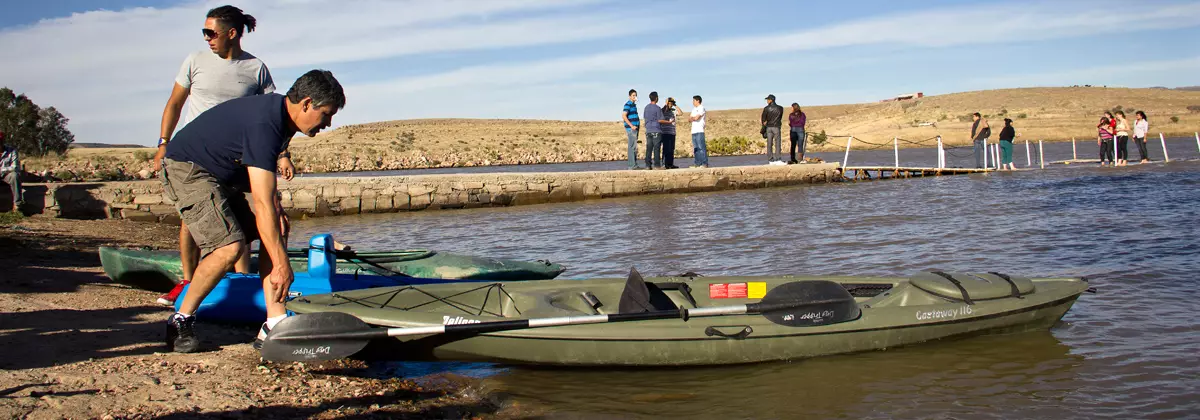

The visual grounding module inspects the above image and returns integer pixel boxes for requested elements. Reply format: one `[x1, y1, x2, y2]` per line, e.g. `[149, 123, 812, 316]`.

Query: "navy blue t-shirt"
[166, 93, 290, 189]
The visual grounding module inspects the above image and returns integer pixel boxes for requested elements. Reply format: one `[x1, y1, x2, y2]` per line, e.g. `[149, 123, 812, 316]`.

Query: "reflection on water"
[294, 160, 1200, 418]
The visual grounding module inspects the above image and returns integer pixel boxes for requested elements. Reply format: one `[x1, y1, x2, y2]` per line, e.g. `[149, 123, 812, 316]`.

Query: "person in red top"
[788, 103, 807, 164]
[1097, 116, 1116, 166]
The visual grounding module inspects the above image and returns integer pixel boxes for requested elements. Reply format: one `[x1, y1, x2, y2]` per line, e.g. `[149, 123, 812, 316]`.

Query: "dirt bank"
[0, 217, 526, 419]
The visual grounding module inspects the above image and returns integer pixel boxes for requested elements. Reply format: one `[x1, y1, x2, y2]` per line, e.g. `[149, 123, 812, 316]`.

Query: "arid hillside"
[23, 87, 1200, 178]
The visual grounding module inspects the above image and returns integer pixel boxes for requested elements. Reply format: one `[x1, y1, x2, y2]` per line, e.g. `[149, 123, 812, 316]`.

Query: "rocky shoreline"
[0, 217, 529, 419]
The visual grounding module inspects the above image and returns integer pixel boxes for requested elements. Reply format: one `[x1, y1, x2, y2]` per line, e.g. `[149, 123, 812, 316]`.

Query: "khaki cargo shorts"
[161, 158, 259, 257]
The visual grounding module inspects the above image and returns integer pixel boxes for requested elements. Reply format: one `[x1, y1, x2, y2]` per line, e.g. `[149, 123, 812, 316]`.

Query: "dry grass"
[25, 87, 1200, 174]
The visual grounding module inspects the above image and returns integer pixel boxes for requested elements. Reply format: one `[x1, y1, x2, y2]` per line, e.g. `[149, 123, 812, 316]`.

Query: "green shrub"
[810, 130, 829, 146]
[957, 114, 974, 123]
[133, 150, 153, 161]
[1017, 113, 1028, 119]
[707, 136, 757, 155]
[1170, 116, 1180, 123]
[999, 109, 1008, 116]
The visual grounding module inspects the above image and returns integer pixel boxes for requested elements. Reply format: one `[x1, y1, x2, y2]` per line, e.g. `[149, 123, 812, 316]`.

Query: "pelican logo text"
[915, 305, 973, 321]
[443, 316, 482, 325]
[292, 346, 331, 356]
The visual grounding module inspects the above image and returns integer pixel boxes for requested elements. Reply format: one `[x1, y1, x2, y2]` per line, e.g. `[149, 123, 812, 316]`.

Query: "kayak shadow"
[0, 265, 112, 295]
[152, 383, 499, 419]
[0, 306, 254, 370]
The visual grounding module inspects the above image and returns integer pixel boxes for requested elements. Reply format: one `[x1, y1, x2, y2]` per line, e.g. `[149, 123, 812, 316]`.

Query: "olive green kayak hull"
[287, 273, 1088, 366]
[98, 246, 565, 292]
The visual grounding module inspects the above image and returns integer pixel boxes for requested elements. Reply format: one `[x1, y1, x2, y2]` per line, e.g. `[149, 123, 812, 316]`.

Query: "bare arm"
[248, 166, 293, 303]
[153, 83, 190, 170]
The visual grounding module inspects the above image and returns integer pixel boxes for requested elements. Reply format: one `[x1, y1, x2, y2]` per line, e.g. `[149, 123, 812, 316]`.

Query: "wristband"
[157, 137, 169, 147]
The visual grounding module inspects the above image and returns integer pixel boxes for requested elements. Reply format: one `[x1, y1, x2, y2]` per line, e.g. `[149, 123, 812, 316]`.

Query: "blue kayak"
[175, 234, 487, 324]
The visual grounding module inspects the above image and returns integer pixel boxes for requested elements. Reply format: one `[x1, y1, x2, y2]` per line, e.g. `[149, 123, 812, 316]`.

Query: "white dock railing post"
[1072, 138, 1077, 160]
[993, 144, 1000, 169]
[1025, 140, 1032, 167]
[893, 136, 899, 169]
[1039, 140, 1045, 169]
[937, 136, 945, 169]
[1159, 133, 1170, 162]
[1194, 132, 1199, 154]
[842, 136, 854, 169]
[983, 138, 989, 170]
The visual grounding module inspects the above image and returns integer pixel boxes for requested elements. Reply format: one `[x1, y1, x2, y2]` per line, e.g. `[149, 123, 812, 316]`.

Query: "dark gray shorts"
[161, 158, 259, 257]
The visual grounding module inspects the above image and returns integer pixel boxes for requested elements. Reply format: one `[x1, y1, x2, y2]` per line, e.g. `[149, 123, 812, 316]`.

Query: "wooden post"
[893, 136, 899, 169]
[1025, 140, 1032, 167]
[1039, 140, 1045, 169]
[1160, 133, 1170, 162]
[1072, 138, 1077, 160]
[842, 136, 854, 169]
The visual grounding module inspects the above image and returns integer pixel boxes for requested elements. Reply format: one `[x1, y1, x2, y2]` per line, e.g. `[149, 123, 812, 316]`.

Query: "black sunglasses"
[201, 28, 221, 40]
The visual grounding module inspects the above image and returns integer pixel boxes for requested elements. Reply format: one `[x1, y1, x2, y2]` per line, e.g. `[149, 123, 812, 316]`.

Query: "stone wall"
[20, 164, 840, 222]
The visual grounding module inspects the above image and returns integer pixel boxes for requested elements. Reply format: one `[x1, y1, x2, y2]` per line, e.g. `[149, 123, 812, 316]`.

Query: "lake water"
[292, 149, 1200, 418]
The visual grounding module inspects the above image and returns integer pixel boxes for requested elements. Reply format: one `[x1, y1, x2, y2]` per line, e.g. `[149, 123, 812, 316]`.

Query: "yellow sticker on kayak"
[748, 282, 766, 299]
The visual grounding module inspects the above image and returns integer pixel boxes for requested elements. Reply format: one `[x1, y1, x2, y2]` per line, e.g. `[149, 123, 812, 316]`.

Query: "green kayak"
[98, 246, 565, 292]
[285, 271, 1089, 366]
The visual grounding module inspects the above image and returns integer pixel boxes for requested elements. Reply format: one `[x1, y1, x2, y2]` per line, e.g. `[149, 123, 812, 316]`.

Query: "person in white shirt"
[689, 95, 709, 168]
[1133, 111, 1150, 163]
[0, 131, 22, 212]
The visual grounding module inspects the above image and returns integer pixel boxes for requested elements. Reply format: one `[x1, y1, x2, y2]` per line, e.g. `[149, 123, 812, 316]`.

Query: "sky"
[1, 0, 1198, 146]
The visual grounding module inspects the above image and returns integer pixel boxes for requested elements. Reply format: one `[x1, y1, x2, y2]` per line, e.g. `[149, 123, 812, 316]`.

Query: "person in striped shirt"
[622, 89, 642, 170]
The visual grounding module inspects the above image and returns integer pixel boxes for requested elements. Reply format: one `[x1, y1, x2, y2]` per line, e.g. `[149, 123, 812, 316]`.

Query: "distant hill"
[1175, 86, 1200, 91]
[71, 143, 144, 149]
[28, 86, 1200, 174]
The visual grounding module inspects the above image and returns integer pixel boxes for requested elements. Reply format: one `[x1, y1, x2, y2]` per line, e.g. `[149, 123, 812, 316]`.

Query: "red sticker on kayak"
[709, 283, 728, 299]
[710, 283, 749, 299]
[727, 283, 748, 298]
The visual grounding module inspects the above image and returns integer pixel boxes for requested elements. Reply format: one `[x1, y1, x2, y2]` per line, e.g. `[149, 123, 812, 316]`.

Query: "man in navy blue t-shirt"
[161, 69, 345, 353]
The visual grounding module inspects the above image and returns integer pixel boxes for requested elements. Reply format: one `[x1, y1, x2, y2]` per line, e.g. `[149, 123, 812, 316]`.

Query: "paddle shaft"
[279, 297, 850, 342]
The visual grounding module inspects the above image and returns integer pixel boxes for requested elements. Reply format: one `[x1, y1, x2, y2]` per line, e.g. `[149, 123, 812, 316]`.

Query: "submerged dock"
[842, 166, 991, 180]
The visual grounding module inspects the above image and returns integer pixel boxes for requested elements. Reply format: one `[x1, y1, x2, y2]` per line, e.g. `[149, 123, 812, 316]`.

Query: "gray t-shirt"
[643, 103, 663, 134]
[175, 50, 275, 127]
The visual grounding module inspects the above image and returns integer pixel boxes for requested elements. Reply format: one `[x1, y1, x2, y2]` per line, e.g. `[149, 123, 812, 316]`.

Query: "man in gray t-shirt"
[151, 5, 284, 308]
[643, 92, 665, 169]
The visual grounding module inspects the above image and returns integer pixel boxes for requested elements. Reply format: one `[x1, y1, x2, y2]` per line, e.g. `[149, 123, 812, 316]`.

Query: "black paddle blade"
[260, 312, 374, 362]
[758, 281, 861, 327]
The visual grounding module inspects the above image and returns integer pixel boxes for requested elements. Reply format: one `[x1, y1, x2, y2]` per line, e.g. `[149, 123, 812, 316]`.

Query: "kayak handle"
[705, 325, 753, 340]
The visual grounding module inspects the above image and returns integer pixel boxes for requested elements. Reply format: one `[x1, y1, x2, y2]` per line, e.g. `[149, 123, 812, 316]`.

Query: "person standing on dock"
[622, 89, 642, 170]
[1134, 111, 1150, 163]
[970, 113, 990, 168]
[161, 70, 345, 353]
[998, 118, 1016, 171]
[762, 94, 784, 164]
[690, 95, 709, 168]
[1114, 111, 1130, 167]
[788, 103, 807, 164]
[661, 97, 680, 169]
[0, 131, 22, 213]
[1097, 116, 1115, 166]
[643, 92, 665, 170]
[152, 5, 285, 307]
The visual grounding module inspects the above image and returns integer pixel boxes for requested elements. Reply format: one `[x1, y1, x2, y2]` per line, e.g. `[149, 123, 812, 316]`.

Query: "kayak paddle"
[261, 270, 860, 362]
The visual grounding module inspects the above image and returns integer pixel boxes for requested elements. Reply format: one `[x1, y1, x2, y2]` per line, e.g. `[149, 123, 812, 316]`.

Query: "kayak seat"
[517, 290, 604, 317]
[910, 272, 1035, 303]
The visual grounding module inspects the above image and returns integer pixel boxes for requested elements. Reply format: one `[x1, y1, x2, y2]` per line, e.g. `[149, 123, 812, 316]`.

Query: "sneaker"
[700, 164, 709, 168]
[166, 313, 200, 353]
[157, 280, 190, 306]
[252, 322, 271, 351]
